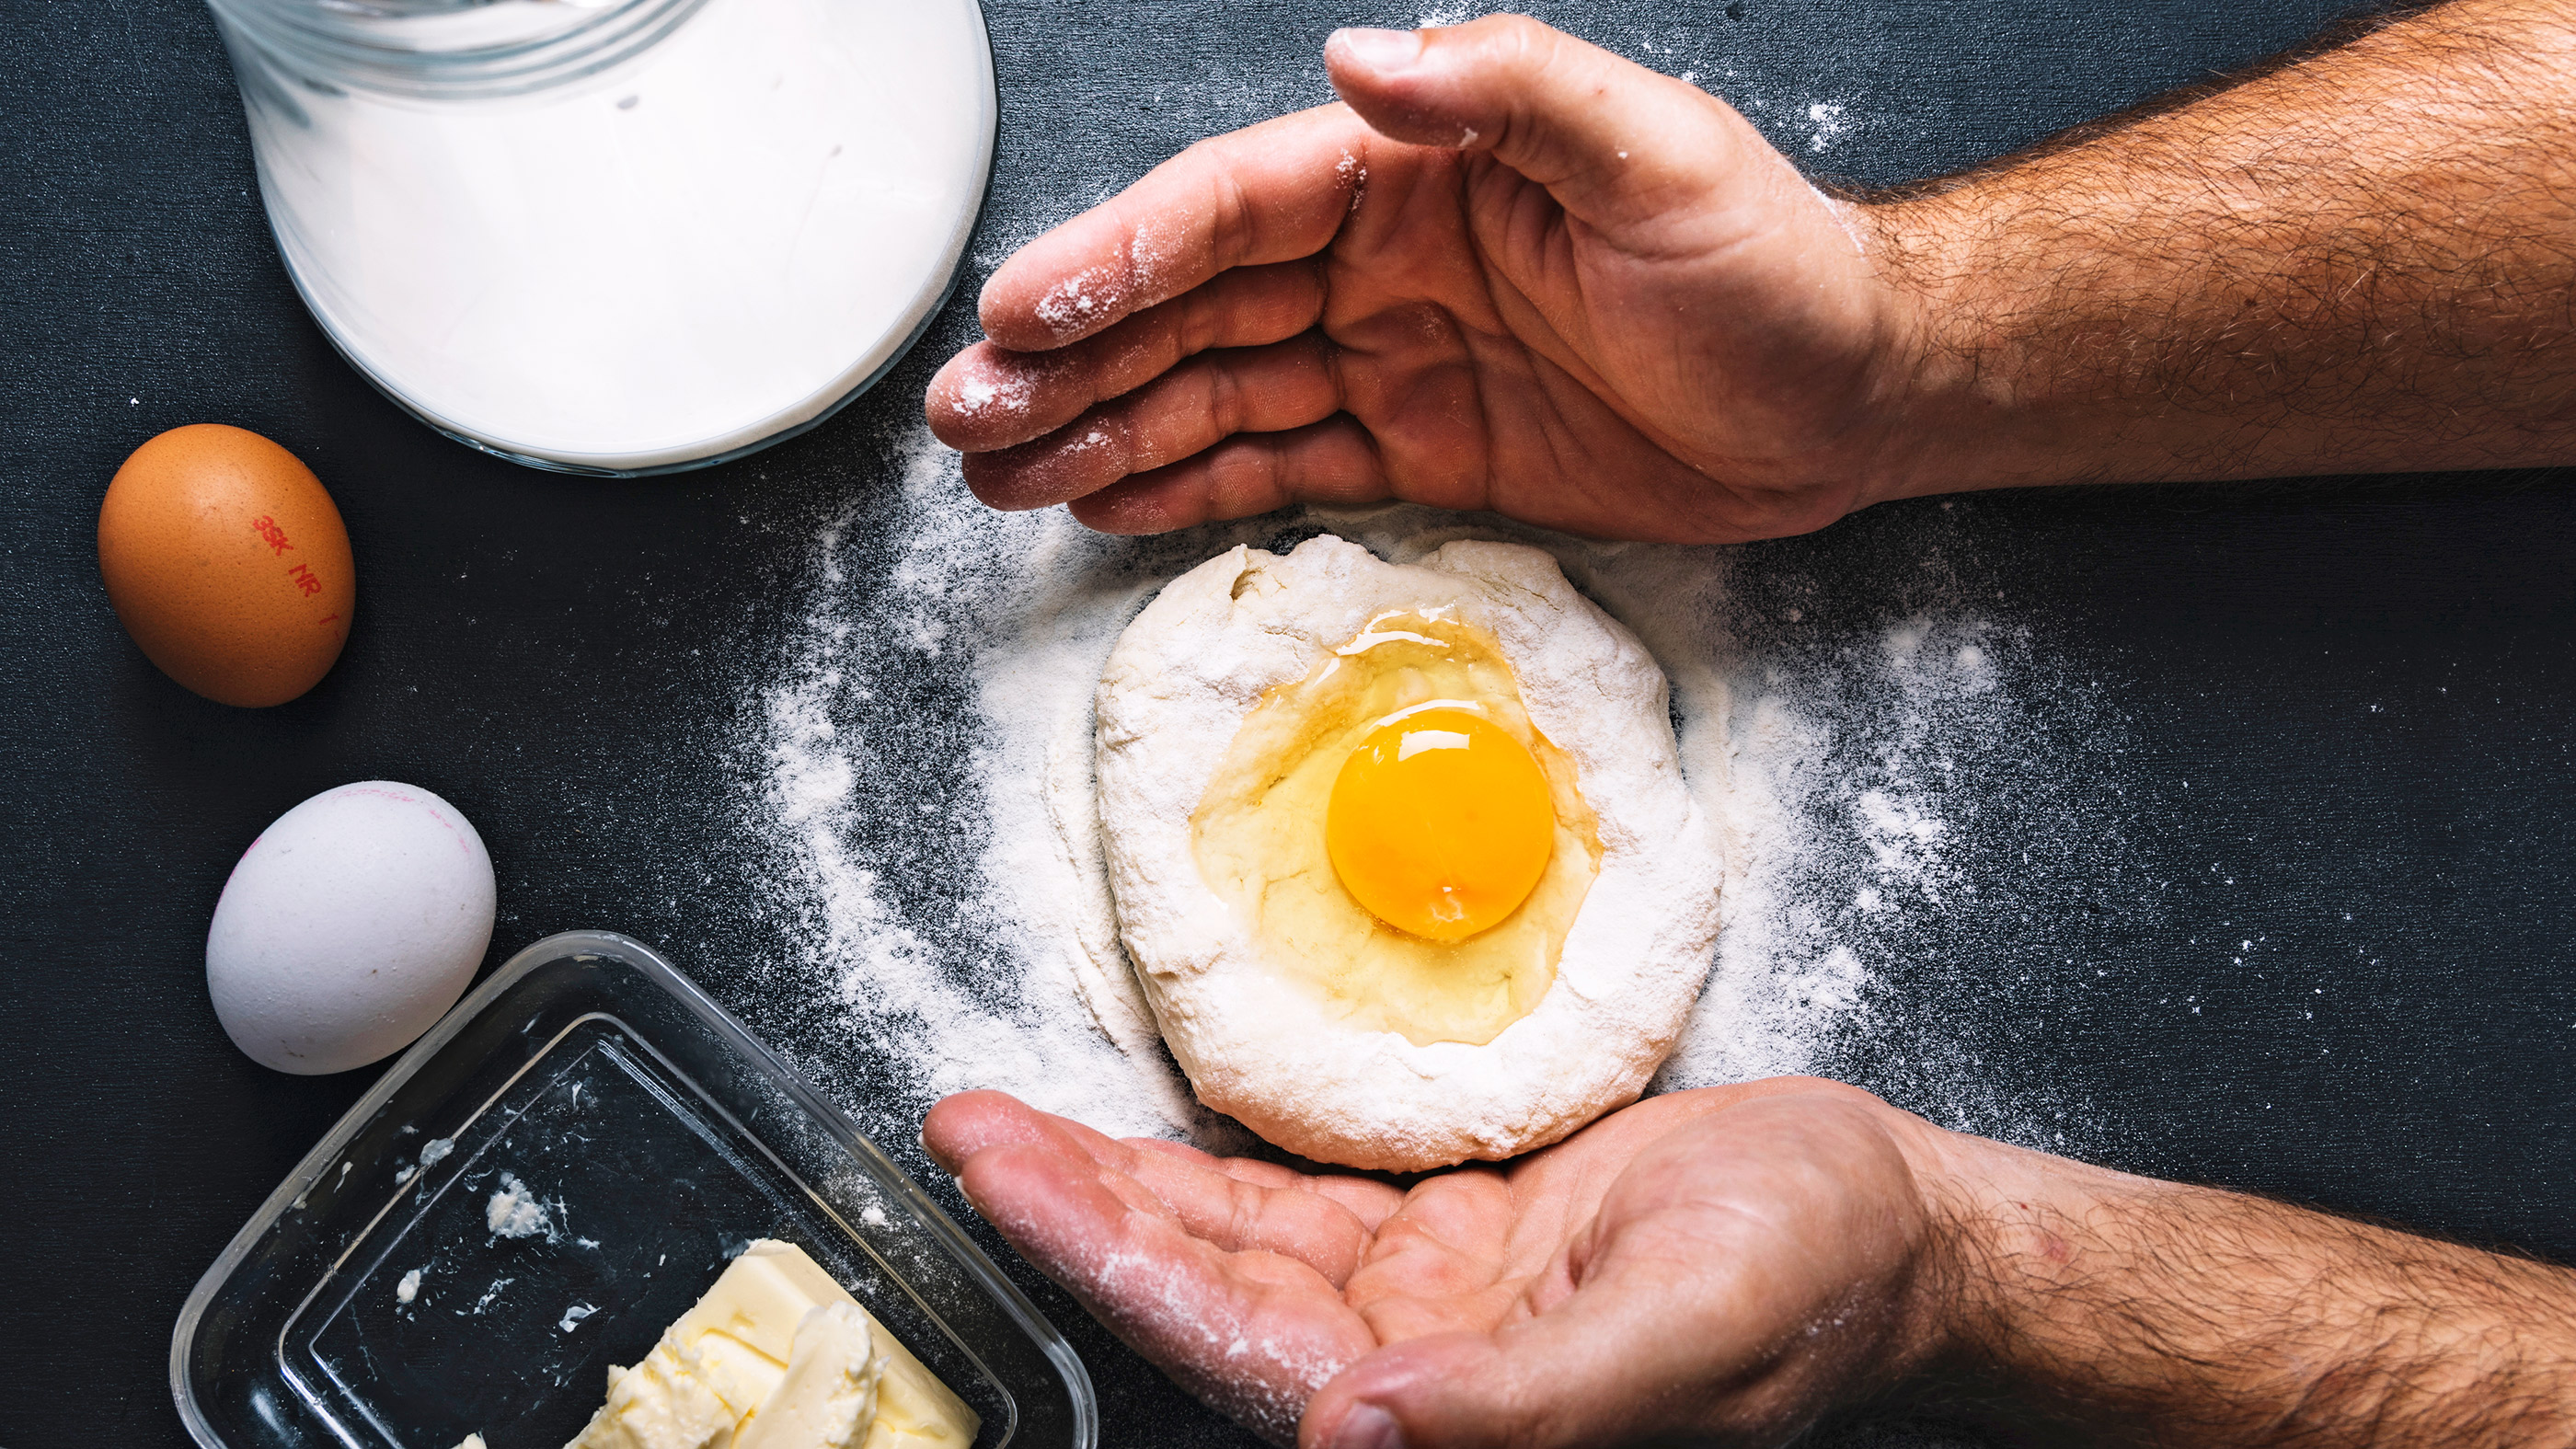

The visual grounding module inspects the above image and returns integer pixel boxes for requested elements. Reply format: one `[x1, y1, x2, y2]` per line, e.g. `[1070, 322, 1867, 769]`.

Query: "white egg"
[206, 781, 497, 1075]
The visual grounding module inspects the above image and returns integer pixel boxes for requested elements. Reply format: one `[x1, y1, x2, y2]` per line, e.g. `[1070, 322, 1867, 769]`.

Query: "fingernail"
[1330, 27, 1423, 73]
[1331, 1404, 1404, 1449]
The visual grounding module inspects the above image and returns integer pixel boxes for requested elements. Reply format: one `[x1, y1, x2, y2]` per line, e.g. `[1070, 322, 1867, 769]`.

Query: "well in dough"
[1094, 535, 1724, 1170]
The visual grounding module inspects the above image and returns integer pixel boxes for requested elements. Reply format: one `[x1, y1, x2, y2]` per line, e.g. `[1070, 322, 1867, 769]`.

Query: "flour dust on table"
[741, 427, 2136, 1163]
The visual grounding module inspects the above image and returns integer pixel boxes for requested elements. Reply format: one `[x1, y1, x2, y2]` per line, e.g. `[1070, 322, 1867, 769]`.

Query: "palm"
[923, 1079, 1936, 1446]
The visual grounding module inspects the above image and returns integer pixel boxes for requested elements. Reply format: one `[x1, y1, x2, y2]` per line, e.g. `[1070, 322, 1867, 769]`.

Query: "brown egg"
[98, 424, 356, 707]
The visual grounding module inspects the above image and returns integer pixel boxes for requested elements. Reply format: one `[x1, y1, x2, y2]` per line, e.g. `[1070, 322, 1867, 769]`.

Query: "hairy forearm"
[1906, 1129, 2576, 1443]
[1869, 0, 2576, 494]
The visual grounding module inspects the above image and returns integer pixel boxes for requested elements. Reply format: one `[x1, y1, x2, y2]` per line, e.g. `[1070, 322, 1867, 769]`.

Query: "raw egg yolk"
[1326, 707, 1556, 942]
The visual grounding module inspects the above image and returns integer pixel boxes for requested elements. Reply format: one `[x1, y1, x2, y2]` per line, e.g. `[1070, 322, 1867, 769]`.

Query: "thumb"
[1296, 1294, 1708, 1449]
[1297, 1333, 1531, 1449]
[1323, 15, 1782, 231]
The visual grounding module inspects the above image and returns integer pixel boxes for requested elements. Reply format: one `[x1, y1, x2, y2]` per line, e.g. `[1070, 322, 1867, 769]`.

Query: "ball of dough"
[1096, 536, 1724, 1170]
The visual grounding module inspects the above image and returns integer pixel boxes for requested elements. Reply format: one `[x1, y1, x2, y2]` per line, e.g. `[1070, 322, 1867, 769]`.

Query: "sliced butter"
[735, 1304, 876, 1449]
[564, 1239, 980, 1449]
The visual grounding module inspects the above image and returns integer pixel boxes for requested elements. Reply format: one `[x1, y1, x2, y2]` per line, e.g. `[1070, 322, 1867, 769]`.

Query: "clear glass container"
[207, 0, 997, 476]
[170, 930, 1096, 1449]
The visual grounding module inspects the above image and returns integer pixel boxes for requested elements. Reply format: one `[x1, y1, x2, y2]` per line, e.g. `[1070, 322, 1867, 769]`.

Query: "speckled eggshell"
[207, 781, 497, 1075]
[97, 423, 355, 707]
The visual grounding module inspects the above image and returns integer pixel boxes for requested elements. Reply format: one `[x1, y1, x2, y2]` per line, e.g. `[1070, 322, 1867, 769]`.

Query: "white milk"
[227, 0, 995, 473]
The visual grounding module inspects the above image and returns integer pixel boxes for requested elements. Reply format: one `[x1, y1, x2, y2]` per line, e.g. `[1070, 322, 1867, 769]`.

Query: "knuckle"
[1202, 359, 1247, 438]
[1175, 283, 1218, 355]
[1476, 14, 1556, 75]
[1211, 166, 1258, 267]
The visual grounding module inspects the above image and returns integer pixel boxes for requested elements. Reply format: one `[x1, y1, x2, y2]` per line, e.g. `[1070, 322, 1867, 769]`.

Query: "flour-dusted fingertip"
[1064, 477, 1187, 535]
[1324, 26, 1457, 144]
[973, 267, 1049, 351]
[977, 236, 1133, 351]
[1326, 1403, 1404, 1449]
[960, 427, 1124, 512]
[921, 1089, 1044, 1171]
[926, 344, 1049, 450]
[1327, 27, 1423, 77]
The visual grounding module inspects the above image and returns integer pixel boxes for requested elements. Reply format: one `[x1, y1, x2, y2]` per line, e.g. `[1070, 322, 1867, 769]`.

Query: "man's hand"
[925, 17, 1915, 542]
[929, 4, 2576, 542]
[928, 1081, 2576, 1446]
[926, 1078, 1959, 1447]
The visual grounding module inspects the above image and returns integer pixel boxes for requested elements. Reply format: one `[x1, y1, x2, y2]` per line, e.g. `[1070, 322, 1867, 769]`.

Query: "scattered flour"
[396, 1267, 422, 1305]
[946, 368, 1033, 425]
[742, 428, 2125, 1159]
[1807, 100, 1853, 152]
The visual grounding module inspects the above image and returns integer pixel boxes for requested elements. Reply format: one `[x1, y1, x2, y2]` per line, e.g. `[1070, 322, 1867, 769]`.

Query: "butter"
[563, 1240, 979, 1449]
[735, 1304, 875, 1449]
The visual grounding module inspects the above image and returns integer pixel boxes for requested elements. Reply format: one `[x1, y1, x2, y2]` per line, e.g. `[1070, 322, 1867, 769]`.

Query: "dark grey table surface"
[6, 0, 2571, 1443]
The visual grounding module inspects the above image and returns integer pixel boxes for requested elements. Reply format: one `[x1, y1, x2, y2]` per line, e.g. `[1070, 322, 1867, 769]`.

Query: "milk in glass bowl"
[210, 0, 996, 474]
